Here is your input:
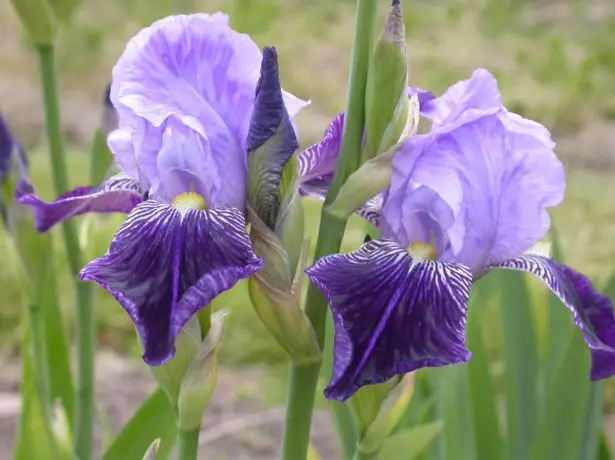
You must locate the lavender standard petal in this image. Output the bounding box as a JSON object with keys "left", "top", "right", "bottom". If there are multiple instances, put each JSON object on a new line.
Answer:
{"left": 80, "top": 201, "right": 263, "bottom": 365}
{"left": 110, "top": 13, "right": 307, "bottom": 208}
{"left": 421, "top": 68, "right": 501, "bottom": 132}
{"left": 306, "top": 239, "right": 473, "bottom": 401}
{"left": 386, "top": 115, "right": 564, "bottom": 271}
{"left": 15, "top": 175, "right": 143, "bottom": 233}
{"left": 489, "top": 255, "right": 615, "bottom": 379}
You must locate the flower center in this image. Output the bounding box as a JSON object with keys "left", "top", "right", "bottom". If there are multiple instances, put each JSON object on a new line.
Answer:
{"left": 172, "top": 192, "right": 206, "bottom": 214}
{"left": 407, "top": 242, "right": 437, "bottom": 261}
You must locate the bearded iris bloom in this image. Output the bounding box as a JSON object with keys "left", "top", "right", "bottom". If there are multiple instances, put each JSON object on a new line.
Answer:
{"left": 16, "top": 13, "right": 309, "bottom": 365}
{"left": 306, "top": 69, "right": 615, "bottom": 401}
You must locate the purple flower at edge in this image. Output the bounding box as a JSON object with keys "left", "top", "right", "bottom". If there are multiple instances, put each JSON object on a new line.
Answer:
{"left": 0, "top": 115, "right": 28, "bottom": 230}
{"left": 306, "top": 69, "right": 615, "bottom": 401}
{"left": 15, "top": 13, "right": 311, "bottom": 365}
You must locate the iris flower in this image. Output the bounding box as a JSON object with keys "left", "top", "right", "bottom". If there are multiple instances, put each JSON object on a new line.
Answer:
{"left": 306, "top": 69, "right": 615, "bottom": 401}
{"left": 16, "top": 13, "right": 309, "bottom": 365}
{"left": 0, "top": 115, "right": 28, "bottom": 230}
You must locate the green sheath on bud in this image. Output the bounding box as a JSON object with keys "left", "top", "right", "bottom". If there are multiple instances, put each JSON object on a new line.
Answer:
{"left": 351, "top": 373, "right": 415, "bottom": 455}
{"left": 149, "top": 316, "right": 201, "bottom": 405}
{"left": 9, "top": 0, "right": 56, "bottom": 45}
{"left": 248, "top": 157, "right": 320, "bottom": 363}
{"left": 364, "top": 0, "right": 408, "bottom": 160}
{"left": 177, "top": 311, "right": 225, "bottom": 430}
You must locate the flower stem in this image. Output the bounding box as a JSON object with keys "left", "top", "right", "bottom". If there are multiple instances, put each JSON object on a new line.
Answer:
{"left": 36, "top": 43, "right": 95, "bottom": 460}
{"left": 281, "top": 1, "right": 378, "bottom": 459}
{"left": 177, "top": 427, "right": 200, "bottom": 460}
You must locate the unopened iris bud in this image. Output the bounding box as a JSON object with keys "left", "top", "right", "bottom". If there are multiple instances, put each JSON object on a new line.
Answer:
{"left": 246, "top": 47, "right": 320, "bottom": 363}
{"left": 350, "top": 374, "right": 415, "bottom": 456}
{"left": 150, "top": 311, "right": 225, "bottom": 431}
{"left": 364, "top": 0, "right": 408, "bottom": 160}
{"left": 177, "top": 312, "right": 225, "bottom": 430}
{"left": 9, "top": 0, "right": 56, "bottom": 45}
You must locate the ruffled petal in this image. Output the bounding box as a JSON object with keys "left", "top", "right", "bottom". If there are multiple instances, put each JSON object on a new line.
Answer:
{"left": 385, "top": 115, "right": 565, "bottom": 271}
{"left": 110, "top": 13, "right": 307, "bottom": 208}
{"left": 81, "top": 200, "right": 263, "bottom": 365}
{"left": 489, "top": 255, "right": 615, "bottom": 379}
{"left": 421, "top": 68, "right": 501, "bottom": 132}
{"left": 15, "top": 175, "right": 143, "bottom": 233}
{"left": 306, "top": 239, "right": 473, "bottom": 401}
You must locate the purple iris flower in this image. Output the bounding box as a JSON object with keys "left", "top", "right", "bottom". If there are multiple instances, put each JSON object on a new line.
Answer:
{"left": 305, "top": 69, "right": 615, "bottom": 401}
{"left": 0, "top": 115, "right": 28, "bottom": 229}
{"left": 16, "top": 13, "right": 309, "bottom": 365}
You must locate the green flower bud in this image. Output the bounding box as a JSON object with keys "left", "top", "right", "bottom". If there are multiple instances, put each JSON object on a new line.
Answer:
{"left": 328, "top": 94, "right": 418, "bottom": 222}
{"left": 246, "top": 48, "right": 320, "bottom": 363}
{"left": 351, "top": 373, "right": 415, "bottom": 455}
{"left": 149, "top": 316, "right": 201, "bottom": 406}
{"left": 364, "top": 0, "right": 408, "bottom": 160}
{"left": 248, "top": 193, "right": 320, "bottom": 363}
{"left": 177, "top": 312, "right": 225, "bottom": 430}
{"left": 8, "top": 0, "right": 56, "bottom": 45}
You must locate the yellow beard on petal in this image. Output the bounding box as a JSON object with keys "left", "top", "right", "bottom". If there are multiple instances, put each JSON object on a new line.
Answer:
{"left": 172, "top": 192, "right": 206, "bottom": 214}
{"left": 407, "top": 242, "right": 437, "bottom": 261}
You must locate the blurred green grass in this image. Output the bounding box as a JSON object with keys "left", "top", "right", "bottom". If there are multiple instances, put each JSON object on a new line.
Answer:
{"left": 3, "top": 0, "right": 615, "bottom": 406}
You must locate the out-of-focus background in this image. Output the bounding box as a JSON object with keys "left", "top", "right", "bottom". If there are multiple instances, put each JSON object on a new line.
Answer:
{"left": 2, "top": 0, "right": 615, "bottom": 457}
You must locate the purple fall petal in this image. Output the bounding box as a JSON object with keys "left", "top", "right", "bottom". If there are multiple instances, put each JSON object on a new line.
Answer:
{"left": 81, "top": 201, "right": 263, "bottom": 365}
{"left": 306, "top": 239, "right": 473, "bottom": 401}
{"left": 489, "top": 255, "right": 615, "bottom": 380}
{"left": 15, "top": 175, "right": 143, "bottom": 233}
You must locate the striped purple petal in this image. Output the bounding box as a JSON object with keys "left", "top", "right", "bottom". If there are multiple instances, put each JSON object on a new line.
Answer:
{"left": 298, "top": 112, "right": 344, "bottom": 198}
{"left": 80, "top": 200, "right": 263, "bottom": 365}
{"left": 15, "top": 174, "right": 143, "bottom": 233}
{"left": 356, "top": 194, "right": 383, "bottom": 228}
{"left": 306, "top": 239, "right": 473, "bottom": 401}
{"left": 489, "top": 255, "right": 615, "bottom": 380}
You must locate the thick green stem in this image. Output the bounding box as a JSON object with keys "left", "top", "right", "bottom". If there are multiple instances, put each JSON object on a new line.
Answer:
{"left": 281, "top": 1, "right": 378, "bottom": 459}
{"left": 177, "top": 427, "right": 200, "bottom": 460}
{"left": 36, "top": 44, "right": 95, "bottom": 460}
